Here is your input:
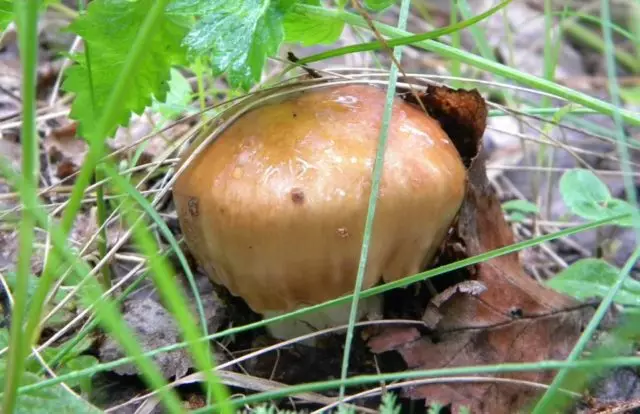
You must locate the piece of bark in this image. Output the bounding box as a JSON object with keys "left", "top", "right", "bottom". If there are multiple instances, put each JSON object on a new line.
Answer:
{"left": 368, "top": 85, "right": 592, "bottom": 413}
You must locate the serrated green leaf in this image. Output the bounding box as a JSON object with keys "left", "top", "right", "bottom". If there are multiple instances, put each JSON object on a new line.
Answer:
{"left": 547, "top": 258, "right": 640, "bottom": 306}
{"left": 169, "top": 0, "right": 287, "bottom": 90}
{"left": 502, "top": 199, "right": 539, "bottom": 214}
{"left": 283, "top": 0, "right": 344, "bottom": 46}
{"left": 364, "top": 0, "right": 397, "bottom": 11}
{"left": 0, "top": 363, "right": 102, "bottom": 413}
{"left": 62, "top": 0, "right": 189, "bottom": 138}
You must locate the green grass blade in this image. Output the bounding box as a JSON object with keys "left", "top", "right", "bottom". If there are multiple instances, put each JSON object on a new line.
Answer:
{"left": 531, "top": 246, "right": 640, "bottom": 412}
{"left": 2, "top": 2, "right": 39, "bottom": 413}
{"left": 200, "top": 356, "right": 640, "bottom": 411}
{"left": 0, "top": 158, "right": 186, "bottom": 413}
{"left": 295, "top": 0, "right": 512, "bottom": 67}
{"left": 531, "top": 0, "right": 640, "bottom": 410}
{"left": 103, "top": 163, "right": 232, "bottom": 412}
{"left": 296, "top": 4, "right": 640, "bottom": 126}
{"left": 337, "top": 0, "right": 411, "bottom": 402}
{"left": 16, "top": 211, "right": 633, "bottom": 396}
{"left": 22, "top": 0, "right": 174, "bottom": 358}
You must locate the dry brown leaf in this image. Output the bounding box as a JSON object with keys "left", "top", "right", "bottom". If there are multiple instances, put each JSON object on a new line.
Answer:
{"left": 368, "top": 84, "right": 592, "bottom": 413}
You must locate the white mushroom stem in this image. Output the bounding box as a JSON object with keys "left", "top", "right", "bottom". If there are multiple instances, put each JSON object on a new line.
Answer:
{"left": 263, "top": 295, "right": 383, "bottom": 343}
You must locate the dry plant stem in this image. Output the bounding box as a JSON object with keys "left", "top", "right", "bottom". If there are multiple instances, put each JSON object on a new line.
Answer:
{"left": 102, "top": 319, "right": 428, "bottom": 412}
{"left": 36, "top": 130, "right": 190, "bottom": 330}
{"left": 47, "top": 35, "right": 82, "bottom": 106}
{"left": 0, "top": 161, "right": 178, "bottom": 213}
{"left": 313, "top": 377, "right": 581, "bottom": 414}
{"left": 34, "top": 262, "right": 148, "bottom": 358}
{"left": 0, "top": 108, "right": 69, "bottom": 129}
{"left": 0, "top": 260, "right": 146, "bottom": 361}
{"left": 484, "top": 125, "right": 630, "bottom": 170}
{"left": 487, "top": 165, "right": 640, "bottom": 178}
{"left": 112, "top": 371, "right": 376, "bottom": 414}
{"left": 350, "top": 0, "right": 427, "bottom": 115}
{"left": 314, "top": 70, "right": 639, "bottom": 150}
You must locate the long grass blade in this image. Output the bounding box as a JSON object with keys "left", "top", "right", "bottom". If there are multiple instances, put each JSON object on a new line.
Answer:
{"left": 1, "top": 2, "right": 39, "bottom": 413}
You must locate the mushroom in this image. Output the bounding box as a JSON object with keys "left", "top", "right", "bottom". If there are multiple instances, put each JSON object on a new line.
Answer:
{"left": 172, "top": 83, "right": 467, "bottom": 340}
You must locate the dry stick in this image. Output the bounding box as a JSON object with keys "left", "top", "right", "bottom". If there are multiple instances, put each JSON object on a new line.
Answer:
{"left": 312, "top": 376, "right": 582, "bottom": 414}
{"left": 120, "top": 370, "right": 376, "bottom": 414}
{"left": 36, "top": 127, "right": 198, "bottom": 332}
{"left": 102, "top": 319, "right": 428, "bottom": 412}
{"left": 350, "top": 0, "right": 428, "bottom": 115}
{"left": 48, "top": 35, "right": 82, "bottom": 106}
{"left": 0, "top": 261, "right": 147, "bottom": 360}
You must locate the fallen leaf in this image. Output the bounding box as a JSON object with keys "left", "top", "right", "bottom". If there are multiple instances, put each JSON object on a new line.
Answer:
{"left": 368, "top": 85, "right": 591, "bottom": 413}
{"left": 99, "top": 285, "right": 226, "bottom": 379}
{"left": 43, "top": 121, "right": 87, "bottom": 180}
{"left": 422, "top": 280, "right": 487, "bottom": 329}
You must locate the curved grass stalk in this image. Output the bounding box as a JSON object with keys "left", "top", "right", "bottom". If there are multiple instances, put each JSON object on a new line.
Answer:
{"left": 16, "top": 211, "right": 633, "bottom": 396}
{"left": 2, "top": 2, "right": 40, "bottom": 413}
{"left": 294, "top": 4, "right": 640, "bottom": 126}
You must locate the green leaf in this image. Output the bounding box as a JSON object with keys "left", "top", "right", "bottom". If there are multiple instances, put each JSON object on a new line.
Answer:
{"left": 547, "top": 258, "right": 640, "bottom": 306}
{"left": 506, "top": 211, "right": 527, "bottom": 223}
{"left": 0, "top": 362, "right": 102, "bottom": 413}
{"left": 364, "top": 0, "right": 396, "bottom": 11}
{"left": 57, "top": 355, "right": 99, "bottom": 394}
{"left": 379, "top": 393, "right": 401, "bottom": 414}
{"left": 502, "top": 199, "right": 539, "bottom": 214}
{"left": 283, "top": 0, "right": 344, "bottom": 46}
{"left": 62, "top": 0, "right": 189, "bottom": 138}
{"left": 559, "top": 169, "right": 635, "bottom": 226}
{"left": 151, "top": 67, "right": 196, "bottom": 120}
{"left": 0, "top": 0, "right": 13, "bottom": 31}
{"left": 3, "top": 272, "right": 76, "bottom": 330}
{"left": 168, "top": 0, "right": 288, "bottom": 90}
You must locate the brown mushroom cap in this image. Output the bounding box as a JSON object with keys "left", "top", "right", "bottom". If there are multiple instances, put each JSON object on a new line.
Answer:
{"left": 173, "top": 83, "right": 467, "bottom": 314}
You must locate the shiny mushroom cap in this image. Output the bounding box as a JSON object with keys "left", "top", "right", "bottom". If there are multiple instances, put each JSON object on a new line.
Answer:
{"left": 173, "top": 83, "right": 467, "bottom": 314}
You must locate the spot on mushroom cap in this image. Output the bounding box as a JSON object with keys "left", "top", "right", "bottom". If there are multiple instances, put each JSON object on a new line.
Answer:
{"left": 173, "top": 84, "right": 467, "bottom": 314}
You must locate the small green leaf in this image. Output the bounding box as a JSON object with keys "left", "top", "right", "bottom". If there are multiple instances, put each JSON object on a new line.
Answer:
{"left": 58, "top": 355, "right": 99, "bottom": 394}
{"left": 151, "top": 67, "right": 195, "bottom": 120}
{"left": 506, "top": 211, "right": 527, "bottom": 223}
{"left": 379, "top": 393, "right": 401, "bottom": 414}
{"left": 0, "top": 363, "right": 102, "bottom": 413}
{"left": 559, "top": 169, "right": 635, "bottom": 226}
{"left": 502, "top": 199, "right": 539, "bottom": 214}
{"left": 547, "top": 258, "right": 640, "bottom": 306}
{"left": 169, "top": 0, "right": 288, "bottom": 91}
{"left": 284, "top": 0, "right": 344, "bottom": 46}
{"left": 364, "top": 0, "right": 397, "bottom": 11}
{"left": 62, "top": 0, "right": 189, "bottom": 138}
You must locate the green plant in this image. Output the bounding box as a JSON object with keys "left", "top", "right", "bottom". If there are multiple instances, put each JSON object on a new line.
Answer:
{"left": 546, "top": 168, "right": 639, "bottom": 309}
{"left": 502, "top": 199, "right": 540, "bottom": 223}
{"left": 1, "top": 0, "right": 639, "bottom": 413}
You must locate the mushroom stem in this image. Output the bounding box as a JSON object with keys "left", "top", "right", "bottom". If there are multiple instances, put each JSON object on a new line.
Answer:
{"left": 263, "top": 295, "right": 383, "bottom": 343}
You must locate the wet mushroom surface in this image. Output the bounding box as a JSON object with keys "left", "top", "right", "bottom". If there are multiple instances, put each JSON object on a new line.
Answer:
{"left": 173, "top": 83, "right": 467, "bottom": 337}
